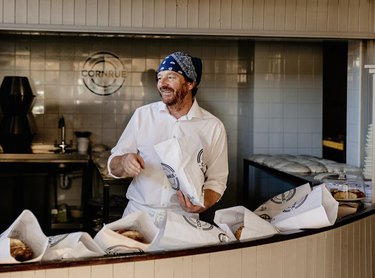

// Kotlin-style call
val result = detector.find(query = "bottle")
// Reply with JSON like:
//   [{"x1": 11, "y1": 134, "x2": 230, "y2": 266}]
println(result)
[{"x1": 51, "y1": 208, "x2": 58, "y2": 223}]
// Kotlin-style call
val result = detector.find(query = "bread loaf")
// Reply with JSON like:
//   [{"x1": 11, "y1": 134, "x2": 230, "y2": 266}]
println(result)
[
  {"x1": 331, "y1": 189, "x2": 365, "y2": 200},
  {"x1": 234, "y1": 225, "x2": 244, "y2": 240},
  {"x1": 10, "y1": 238, "x2": 33, "y2": 262},
  {"x1": 117, "y1": 229, "x2": 147, "y2": 243}
]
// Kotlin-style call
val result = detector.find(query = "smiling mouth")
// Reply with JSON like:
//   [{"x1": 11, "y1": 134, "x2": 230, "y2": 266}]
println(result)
[{"x1": 160, "y1": 89, "x2": 173, "y2": 96}]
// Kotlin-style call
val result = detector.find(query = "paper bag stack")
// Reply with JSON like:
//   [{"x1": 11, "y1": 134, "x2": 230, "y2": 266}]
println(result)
[
  {"x1": 214, "y1": 183, "x2": 339, "y2": 242},
  {"x1": 0, "y1": 183, "x2": 340, "y2": 263}
]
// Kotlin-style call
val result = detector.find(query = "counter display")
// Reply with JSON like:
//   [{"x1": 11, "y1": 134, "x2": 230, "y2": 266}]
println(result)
[
  {"x1": 243, "y1": 155, "x2": 370, "y2": 210},
  {"x1": 0, "y1": 205, "x2": 373, "y2": 278},
  {"x1": 0, "y1": 154, "x2": 373, "y2": 278}
]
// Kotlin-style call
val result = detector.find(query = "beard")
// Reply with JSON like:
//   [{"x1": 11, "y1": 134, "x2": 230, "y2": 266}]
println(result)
[{"x1": 158, "y1": 84, "x2": 189, "y2": 108}]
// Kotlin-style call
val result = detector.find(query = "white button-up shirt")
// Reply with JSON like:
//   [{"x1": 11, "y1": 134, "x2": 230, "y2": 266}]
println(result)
[{"x1": 108, "y1": 100, "x2": 228, "y2": 218}]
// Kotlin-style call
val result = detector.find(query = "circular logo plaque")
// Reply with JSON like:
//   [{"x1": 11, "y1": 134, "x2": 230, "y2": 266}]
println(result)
[{"x1": 81, "y1": 52, "x2": 127, "y2": 96}]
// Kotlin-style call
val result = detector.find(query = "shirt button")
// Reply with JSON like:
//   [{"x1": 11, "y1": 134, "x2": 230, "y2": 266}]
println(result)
[{"x1": 164, "y1": 185, "x2": 168, "y2": 189}]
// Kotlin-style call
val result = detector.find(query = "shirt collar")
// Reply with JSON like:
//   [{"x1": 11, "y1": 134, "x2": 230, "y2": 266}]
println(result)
[{"x1": 158, "y1": 99, "x2": 203, "y2": 120}]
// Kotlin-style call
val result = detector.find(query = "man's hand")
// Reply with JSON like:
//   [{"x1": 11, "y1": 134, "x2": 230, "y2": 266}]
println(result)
[
  {"x1": 110, "y1": 153, "x2": 145, "y2": 178},
  {"x1": 176, "y1": 189, "x2": 221, "y2": 214}
]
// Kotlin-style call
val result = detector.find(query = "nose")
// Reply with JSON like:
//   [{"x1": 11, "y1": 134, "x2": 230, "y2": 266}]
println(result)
[{"x1": 158, "y1": 76, "x2": 168, "y2": 86}]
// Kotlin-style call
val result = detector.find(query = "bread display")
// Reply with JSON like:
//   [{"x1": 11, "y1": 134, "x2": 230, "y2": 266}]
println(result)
[
  {"x1": 234, "y1": 225, "x2": 244, "y2": 240},
  {"x1": 10, "y1": 238, "x2": 33, "y2": 262},
  {"x1": 248, "y1": 154, "x2": 362, "y2": 175},
  {"x1": 116, "y1": 229, "x2": 147, "y2": 243},
  {"x1": 331, "y1": 189, "x2": 365, "y2": 200}
]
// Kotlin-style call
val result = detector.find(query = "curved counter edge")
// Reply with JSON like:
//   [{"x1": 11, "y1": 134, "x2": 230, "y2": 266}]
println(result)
[{"x1": 0, "y1": 205, "x2": 374, "y2": 276}]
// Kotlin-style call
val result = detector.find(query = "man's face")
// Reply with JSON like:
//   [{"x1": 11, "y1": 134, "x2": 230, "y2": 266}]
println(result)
[{"x1": 156, "y1": 71, "x2": 191, "y2": 106}]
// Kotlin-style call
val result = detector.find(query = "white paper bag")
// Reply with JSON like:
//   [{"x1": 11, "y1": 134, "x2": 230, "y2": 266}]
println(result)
[
  {"x1": 214, "y1": 206, "x2": 278, "y2": 241},
  {"x1": 153, "y1": 211, "x2": 230, "y2": 251},
  {"x1": 254, "y1": 183, "x2": 312, "y2": 221},
  {"x1": 0, "y1": 210, "x2": 48, "y2": 264},
  {"x1": 94, "y1": 210, "x2": 159, "y2": 254},
  {"x1": 154, "y1": 136, "x2": 205, "y2": 207},
  {"x1": 271, "y1": 184, "x2": 339, "y2": 231},
  {"x1": 42, "y1": 232, "x2": 105, "y2": 260}
]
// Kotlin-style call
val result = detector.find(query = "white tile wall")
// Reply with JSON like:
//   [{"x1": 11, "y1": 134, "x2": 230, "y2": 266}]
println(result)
[
  {"x1": 0, "y1": 35, "x2": 239, "y2": 149},
  {"x1": 0, "y1": 34, "x2": 240, "y2": 207},
  {"x1": 253, "y1": 41, "x2": 323, "y2": 156},
  {"x1": 0, "y1": 34, "x2": 365, "y2": 206}
]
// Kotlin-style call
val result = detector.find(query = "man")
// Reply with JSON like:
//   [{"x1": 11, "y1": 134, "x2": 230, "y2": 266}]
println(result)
[{"x1": 108, "y1": 51, "x2": 228, "y2": 226}]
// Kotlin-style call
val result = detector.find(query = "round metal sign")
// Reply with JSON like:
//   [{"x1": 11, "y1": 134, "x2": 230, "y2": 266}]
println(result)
[{"x1": 81, "y1": 52, "x2": 127, "y2": 96}]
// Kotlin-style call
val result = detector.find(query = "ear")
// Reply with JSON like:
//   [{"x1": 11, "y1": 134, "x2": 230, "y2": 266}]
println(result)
[{"x1": 186, "y1": 81, "x2": 196, "y2": 91}]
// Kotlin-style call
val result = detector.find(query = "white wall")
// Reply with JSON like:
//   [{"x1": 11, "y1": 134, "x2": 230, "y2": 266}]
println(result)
[
  {"x1": 0, "y1": 0, "x2": 373, "y2": 38},
  {"x1": 347, "y1": 40, "x2": 363, "y2": 167},
  {"x1": 0, "y1": 34, "x2": 241, "y2": 208},
  {"x1": 252, "y1": 41, "x2": 323, "y2": 156}
]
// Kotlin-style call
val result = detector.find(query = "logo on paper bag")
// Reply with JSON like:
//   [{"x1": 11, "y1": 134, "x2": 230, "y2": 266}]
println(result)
[
  {"x1": 183, "y1": 215, "x2": 213, "y2": 231},
  {"x1": 197, "y1": 149, "x2": 207, "y2": 174},
  {"x1": 282, "y1": 194, "x2": 308, "y2": 213},
  {"x1": 270, "y1": 188, "x2": 297, "y2": 204},
  {"x1": 161, "y1": 163, "x2": 180, "y2": 190},
  {"x1": 48, "y1": 234, "x2": 69, "y2": 247}
]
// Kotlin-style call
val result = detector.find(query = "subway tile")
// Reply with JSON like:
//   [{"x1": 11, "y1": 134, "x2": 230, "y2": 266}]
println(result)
[
  {"x1": 254, "y1": 133, "x2": 270, "y2": 148},
  {"x1": 270, "y1": 133, "x2": 284, "y2": 148},
  {"x1": 254, "y1": 118, "x2": 269, "y2": 133},
  {"x1": 283, "y1": 118, "x2": 298, "y2": 133},
  {"x1": 284, "y1": 133, "x2": 298, "y2": 148},
  {"x1": 269, "y1": 103, "x2": 283, "y2": 118},
  {"x1": 298, "y1": 133, "x2": 313, "y2": 148},
  {"x1": 30, "y1": 57, "x2": 45, "y2": 70},
  {"x1": 298, "y1": 104, "x2": 317, "y2": 118},
  {"x1": 254, "y1": 105, "x2": 270, "y2": 120},
  {"x1": 269, "y1": 118, "x2": 283, "y2": 133},
  {"x1": 30, "y1": 70, "x2": 45, "y2": 85},
  {"x1": 298, "y1": 118, "x2": 317, "y2": 133}
]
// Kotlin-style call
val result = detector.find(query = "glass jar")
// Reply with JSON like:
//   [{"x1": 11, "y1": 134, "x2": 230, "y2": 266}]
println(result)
[{"x1": 323, "y1": 170, "x2": 366, "y2": 201}]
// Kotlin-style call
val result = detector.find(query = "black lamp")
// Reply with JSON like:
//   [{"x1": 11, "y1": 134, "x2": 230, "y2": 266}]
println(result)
[{"x1": 0, "y1": 76, "x2": 36, "y2": 153}]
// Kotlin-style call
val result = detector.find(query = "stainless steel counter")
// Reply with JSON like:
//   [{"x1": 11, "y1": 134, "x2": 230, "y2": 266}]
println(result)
[{"x1": 0, "y1": 153, "x2": 90, "y2": 163}]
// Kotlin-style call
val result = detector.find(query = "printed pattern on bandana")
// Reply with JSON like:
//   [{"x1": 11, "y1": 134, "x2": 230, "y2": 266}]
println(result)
[
  {"x1": 171, "y1": 52, "x2": 197, "y2": 82},
  {"x1": 158, "y1": 52, "x2": 197, "y2": 82}
]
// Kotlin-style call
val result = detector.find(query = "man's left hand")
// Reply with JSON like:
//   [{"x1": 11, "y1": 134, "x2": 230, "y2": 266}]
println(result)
[
  {"x1": 176, "y1": 190, "x2": 204, "y2": 213},
  {"x1": 176, "y1": 189, "x2": 221, "y2": 214}
]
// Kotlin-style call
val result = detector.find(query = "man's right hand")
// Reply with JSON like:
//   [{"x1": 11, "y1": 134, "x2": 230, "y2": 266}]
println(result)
[{"x1": 110, "y1": 153, "x2": 145, "y2": 178}]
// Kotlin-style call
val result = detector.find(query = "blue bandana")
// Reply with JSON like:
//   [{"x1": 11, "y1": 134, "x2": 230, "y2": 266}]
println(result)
[{"x1": 157, "y1": 52, "x2": 202, "y2": 85}]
